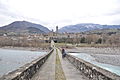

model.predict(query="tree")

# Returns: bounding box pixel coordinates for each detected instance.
[80,37,86,43]
[96,38,102,44]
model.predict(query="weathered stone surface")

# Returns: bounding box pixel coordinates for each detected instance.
[31,48,56,80]
[1,47,120,80]
[57,48,89,80]
[55,49,66,80]
[66,54,120,80]
[31,48,89,80]
[0,49,53,80]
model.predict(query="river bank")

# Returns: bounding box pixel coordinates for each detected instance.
[0,46,50,52]
[66,47,120,66]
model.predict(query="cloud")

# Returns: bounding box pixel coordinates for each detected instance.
[105,10,120,16]
[0,0,120,30]
[112,19,120,25]
[0,1,18,19]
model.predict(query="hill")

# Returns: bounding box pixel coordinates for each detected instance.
[85,28,120,35]
[0,21,50,35]
[59,23,120,33]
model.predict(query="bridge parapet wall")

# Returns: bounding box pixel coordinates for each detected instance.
[66,54,120,80]
[0,49,53,80]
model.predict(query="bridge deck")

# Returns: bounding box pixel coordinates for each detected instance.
[31,48,88,80]
[31,49,56,80]
[57,49,89,80]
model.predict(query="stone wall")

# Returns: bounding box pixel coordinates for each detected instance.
[66,54,120,80]
[0,49,53,80]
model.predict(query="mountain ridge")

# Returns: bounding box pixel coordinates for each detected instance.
[0,21,50,34]
[59,23,120,33]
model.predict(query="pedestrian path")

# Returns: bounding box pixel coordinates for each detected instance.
[31,48,56,80]
[57,48,89,80]
[55,48,66,80]
[31,48,88,80]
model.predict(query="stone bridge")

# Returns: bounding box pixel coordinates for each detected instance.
[0,46,120,80]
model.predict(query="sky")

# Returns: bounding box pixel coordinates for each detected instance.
[0,0,120,30]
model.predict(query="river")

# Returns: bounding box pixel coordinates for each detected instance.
[70,53,120,76]
[0,48,47,77]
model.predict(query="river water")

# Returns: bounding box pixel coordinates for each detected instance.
[0,48,47,77]
[70,53,120,76]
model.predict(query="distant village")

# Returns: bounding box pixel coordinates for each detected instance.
[0,26,120,48]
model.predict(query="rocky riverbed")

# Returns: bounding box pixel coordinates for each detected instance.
[66,47,120,66]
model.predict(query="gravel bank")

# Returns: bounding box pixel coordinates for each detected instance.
[1,46,49,52]
[66,47,120,55]
[66,47,120,66]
